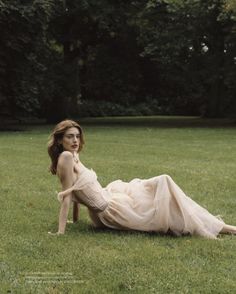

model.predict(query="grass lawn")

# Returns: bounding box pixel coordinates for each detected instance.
[0,116,236,293]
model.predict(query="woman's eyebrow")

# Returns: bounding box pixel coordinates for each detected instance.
[66,132,80,135]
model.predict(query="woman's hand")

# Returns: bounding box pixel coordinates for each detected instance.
[57,191,64,203]
[66,220,73,224]
[48,231,64,236]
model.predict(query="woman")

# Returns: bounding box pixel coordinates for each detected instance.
[48,120,236,238]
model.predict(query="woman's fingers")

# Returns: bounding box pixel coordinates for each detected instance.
[66,220,73,224]
[48,231,63,236]
[57,192,64,202]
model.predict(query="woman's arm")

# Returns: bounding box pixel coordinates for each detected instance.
[54,151,78,234]
[73,202,80,223]
[58,194,71,233]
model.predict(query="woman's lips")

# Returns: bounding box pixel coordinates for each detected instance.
[72,145,78,148]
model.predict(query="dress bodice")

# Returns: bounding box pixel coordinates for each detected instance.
[65,162,108,212]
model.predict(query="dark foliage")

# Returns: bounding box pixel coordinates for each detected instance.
[0,0,235,122]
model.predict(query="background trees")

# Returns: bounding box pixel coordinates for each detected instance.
[0,0,55,119]
[0,0,235,122]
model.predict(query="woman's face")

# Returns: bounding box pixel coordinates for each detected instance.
[61,127,80,153]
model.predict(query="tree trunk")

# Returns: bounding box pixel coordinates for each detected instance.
[205,3,226,118]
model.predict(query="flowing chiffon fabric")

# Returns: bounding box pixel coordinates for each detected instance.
[59,163,225,239]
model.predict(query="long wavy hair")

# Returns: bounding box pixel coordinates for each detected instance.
[47,120,85,175]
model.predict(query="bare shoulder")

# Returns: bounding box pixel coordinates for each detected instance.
[58,151,73,161]
[57,151,73,167]
[57,151,74,180]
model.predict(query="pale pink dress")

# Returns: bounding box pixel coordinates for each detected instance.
[58,162,225,239]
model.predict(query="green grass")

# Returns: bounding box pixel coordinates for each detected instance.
[1,116,236,293]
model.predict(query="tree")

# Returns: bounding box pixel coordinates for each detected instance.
[0,0,235,120]
[0,0,58,119]
[136,0,236,117]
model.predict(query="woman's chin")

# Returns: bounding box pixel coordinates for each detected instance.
[71,148,79,153]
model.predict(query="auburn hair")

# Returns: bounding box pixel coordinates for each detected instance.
[47,120,85,175]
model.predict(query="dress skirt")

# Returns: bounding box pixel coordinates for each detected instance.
[98,175,225,239]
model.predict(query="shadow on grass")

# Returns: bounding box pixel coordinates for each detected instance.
[50,219,232,241]
[67,219,191,241]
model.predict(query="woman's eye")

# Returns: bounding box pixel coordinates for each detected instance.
[65,134,80,139]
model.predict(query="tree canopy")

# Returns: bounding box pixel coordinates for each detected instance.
[0,0,235,122]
